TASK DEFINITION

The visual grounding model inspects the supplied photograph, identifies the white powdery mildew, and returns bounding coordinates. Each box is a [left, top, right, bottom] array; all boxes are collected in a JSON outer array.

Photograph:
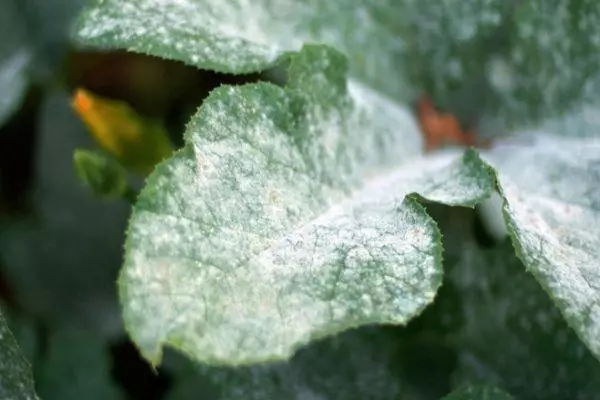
[[0, 314, 38, 400], [484, 133, 600, 359], [77, 0, 309, 70], [120, 50, 488, 362]]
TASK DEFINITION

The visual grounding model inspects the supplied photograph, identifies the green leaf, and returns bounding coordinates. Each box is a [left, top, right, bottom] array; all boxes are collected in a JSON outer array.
[[442, 384, 513, 400], [0, 312, 39, 400], [76, 0, 600, 371], [0, 0, 31, 127], [166, 327, 409, 400], [444, 241, 600, 398], [73, 149, 129, 200], [73, 0, 412, 102], [120, 45, 495, 365], [74, 0, 600, 127], [481, 134, 600, 362], [35, 328, 125, 400]]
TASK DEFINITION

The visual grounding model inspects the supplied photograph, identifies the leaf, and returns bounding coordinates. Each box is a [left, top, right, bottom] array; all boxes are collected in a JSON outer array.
[[71, 88, 174, 176], [0, 0, 32, 127], [75, 0, 600, 371], [444, 240, 600, 398], [0, 312, 39, 400], [73, 149, 129, 200], [166, 327, 410, 400], [34, 328, 126, 400], [120, 45, 495, 365], [74, 0, 600, 128], [0, 91, 128, 338], [442, 384, 513, 400], [480, 134, 600, 362], [73, 0, 412, 103]]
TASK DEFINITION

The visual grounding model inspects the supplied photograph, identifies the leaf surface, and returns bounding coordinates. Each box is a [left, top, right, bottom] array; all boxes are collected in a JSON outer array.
[[0, 312, 39, 400], [121, 45, 494, 365], [167, 327, 409, 400], [444, 241, 600, 398], [75, 0, 600, 127]]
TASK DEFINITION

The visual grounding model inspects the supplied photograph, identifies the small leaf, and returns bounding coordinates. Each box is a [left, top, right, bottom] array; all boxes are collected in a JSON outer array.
[[73, 149, 129, 200], [0, 312, 39, 400], [481, 133, 600, 362], [71, 88, 174, 176]]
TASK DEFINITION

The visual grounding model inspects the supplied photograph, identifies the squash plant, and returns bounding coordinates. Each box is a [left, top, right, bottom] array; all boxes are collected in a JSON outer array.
[[1, 0, 600, 398]]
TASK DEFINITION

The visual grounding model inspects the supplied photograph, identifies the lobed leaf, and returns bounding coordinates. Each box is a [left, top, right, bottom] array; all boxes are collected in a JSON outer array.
[[121, 45, 494, 365]]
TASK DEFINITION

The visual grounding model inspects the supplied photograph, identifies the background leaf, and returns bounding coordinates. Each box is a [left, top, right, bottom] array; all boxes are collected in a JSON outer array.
[[75, 0, 600, 131], [448, 241, 600, 398], [35, 328, 125, 400], [166, 327, 411, 400], [0, 0, 32, 127], [0, 91, 129, 337], [481, 133, 600, 362], [0, 312, 39, 400]]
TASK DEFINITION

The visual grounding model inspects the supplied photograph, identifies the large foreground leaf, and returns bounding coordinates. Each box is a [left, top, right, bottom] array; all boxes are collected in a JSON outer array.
[[0, 312, 39, 400], [121, 45, 494, 365], [121, 44, 600, 366]]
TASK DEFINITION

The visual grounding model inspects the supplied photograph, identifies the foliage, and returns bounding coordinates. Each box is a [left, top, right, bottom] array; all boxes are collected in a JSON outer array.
[[0, 0, 599, 399]]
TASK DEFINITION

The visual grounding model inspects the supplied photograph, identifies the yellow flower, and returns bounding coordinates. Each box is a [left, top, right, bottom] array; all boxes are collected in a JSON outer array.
[[71, 88, 174, 176]]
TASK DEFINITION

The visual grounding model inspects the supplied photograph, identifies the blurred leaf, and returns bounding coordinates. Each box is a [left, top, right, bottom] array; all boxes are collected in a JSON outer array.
[[167, 327, 416, 400], [35, 328, 125, 400], [0, 91, 129, 339], [17, 0, 90, 75], [442, 384, 513, 400], [0, 311, 39, 400], [73, 149, 129, 201], [442, 241, 600, 398], [0, 0, 32, 127], [72, 88, 174, 176]]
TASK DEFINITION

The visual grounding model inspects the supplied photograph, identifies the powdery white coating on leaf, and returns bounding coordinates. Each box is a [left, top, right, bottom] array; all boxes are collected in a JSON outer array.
[[0, 313, 39, 400], [74, 0, 409, 100], [120, 46, 495, 365], [482, 134, 600, 361]]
